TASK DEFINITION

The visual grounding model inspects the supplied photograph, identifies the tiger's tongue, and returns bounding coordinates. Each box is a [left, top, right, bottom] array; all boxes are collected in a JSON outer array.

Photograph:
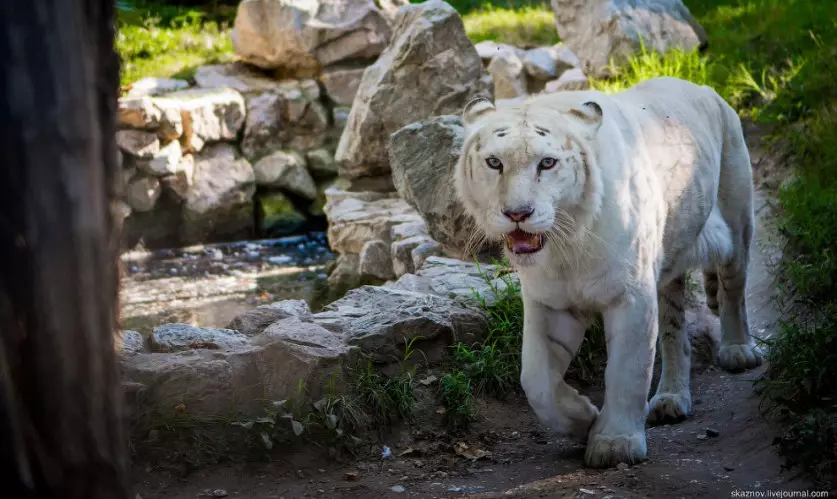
[[506, 229, 541, 253]]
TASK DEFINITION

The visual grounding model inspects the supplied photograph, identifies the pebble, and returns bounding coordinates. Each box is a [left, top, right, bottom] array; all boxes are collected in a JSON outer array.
[[616, 463, 629, 471], [697, 434, 708, 440], [705, 427, 720, 437], [344, 472, 359, 481], [212, 490, 228, 498], [391, 485, 406, 493]]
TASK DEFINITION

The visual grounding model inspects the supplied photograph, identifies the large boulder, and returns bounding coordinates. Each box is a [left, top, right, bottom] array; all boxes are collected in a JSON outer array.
[[237, 77, 330, 160], [154, 88, 246, 153], [320, 66, 367, 107], [122, 321, 356, 418], [231, 0, 407, 74], [335, 0, 493, 180], [389, 115, 482, 259], [550, 0, 707, 77], [315, 285, 487, 362], [253, 150, 318, 200], [486, 47, 528, 99], [227, 299, 313, 336], [151, 323, 251, 353], [182, 144, 256, 244], [323, 189, 422, 254]]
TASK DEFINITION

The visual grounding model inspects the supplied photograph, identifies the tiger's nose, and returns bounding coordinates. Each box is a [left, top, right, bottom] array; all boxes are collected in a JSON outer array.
[[503, 206, 534, 222]]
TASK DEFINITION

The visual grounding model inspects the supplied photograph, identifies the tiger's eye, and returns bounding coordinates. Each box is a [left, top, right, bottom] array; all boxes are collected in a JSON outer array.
[[486, 156, 503, 171], [539, 157, 556, 170]]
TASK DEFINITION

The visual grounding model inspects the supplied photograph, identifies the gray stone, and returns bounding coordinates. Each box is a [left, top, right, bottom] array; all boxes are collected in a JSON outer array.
[[324, 189, 422, 254], [118, 96, 162, 129], [474, 41, 523, 65], [321, 66, 367, 107], [326, 253, 362, 295], [127, 77, 190, 97], [391, 235, 432, 277], [116, 130, 160, 159], [305, 148, 338, 179], [125, 175, 162, 212], [195, 63, 300, 93], [136, 139, 182, 176], [522, 44, 579, 81], [387, 256, 515, 307], [239, 78, 329, 160], [544, 67, 589, 92], [231, 0, 406, 72], [487, 47, 528, 99], [227, 299, 313, 336], [151, 323, 251, 352], [335, 0, 493, 180], [119, 330, 146, 355], [253, 150, 317, 200], [155, 88, 246, 153], [182, 144, 256, 244], [359, 239, 395, 281], [411, 240, 441, 271], [159, 153, 195, 200], [390, 115, 481, 259], [550, 0, 707, 77], [319, 285, 487, 362]]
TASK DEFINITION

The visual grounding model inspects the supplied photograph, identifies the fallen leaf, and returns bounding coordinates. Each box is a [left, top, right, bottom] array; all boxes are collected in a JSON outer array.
[[399, 447, 421, 457], [436, 407, 447, 415], [419, 375, 438, 386], [291, 420, 304, 436], [174, 403, 186, 413], [454, 441, 492, 461]]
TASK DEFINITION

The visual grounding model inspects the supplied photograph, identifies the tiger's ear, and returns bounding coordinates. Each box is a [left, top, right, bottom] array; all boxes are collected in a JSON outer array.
[[568, 101, 603, 130], [463, 97, 495, 126]]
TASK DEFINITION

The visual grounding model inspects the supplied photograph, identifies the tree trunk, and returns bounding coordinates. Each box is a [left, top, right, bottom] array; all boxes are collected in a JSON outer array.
[[0, 0, 129, 498]]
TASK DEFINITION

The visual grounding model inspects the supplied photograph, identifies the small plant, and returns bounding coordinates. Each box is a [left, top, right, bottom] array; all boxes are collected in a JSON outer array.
[[438, 370, 476, 432]]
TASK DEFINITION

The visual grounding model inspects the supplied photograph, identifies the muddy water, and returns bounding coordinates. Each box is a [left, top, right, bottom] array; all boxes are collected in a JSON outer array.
[[119, 233, 335, 335]]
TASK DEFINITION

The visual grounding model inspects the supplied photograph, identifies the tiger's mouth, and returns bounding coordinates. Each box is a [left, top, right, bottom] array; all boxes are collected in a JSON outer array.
[[505, 229, 543, 254]]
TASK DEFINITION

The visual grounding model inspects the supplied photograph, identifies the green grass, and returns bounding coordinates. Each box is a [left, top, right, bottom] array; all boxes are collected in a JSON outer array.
[[117, 2, 234, 86], [463, 5, 558, 47]]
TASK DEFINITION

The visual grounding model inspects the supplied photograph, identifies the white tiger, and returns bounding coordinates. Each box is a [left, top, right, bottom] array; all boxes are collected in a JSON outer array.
[[454, 77, 763, 468]]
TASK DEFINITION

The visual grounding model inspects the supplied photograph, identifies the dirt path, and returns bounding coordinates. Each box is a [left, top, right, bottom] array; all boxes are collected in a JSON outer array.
[[131, 189, 826, 498]]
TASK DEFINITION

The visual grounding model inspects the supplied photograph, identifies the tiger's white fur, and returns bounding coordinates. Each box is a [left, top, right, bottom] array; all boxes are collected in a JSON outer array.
[[454, 77, 763, 468]]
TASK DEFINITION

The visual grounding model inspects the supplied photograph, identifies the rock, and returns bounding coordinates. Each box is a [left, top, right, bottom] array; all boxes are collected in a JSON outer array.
[[159, 153, 195, 200], [390, 115, 483, 259], [321, 67, 367, 107], [182, 144, 256, 244], [122, 330, 355, 418], [332, 106, 351, 131], [231, 0, 406, 73], [118, 96, 162, 129], [411, 240, 441, 271], [136, 139, 182, 176], [474, 41, 519, 65], [387, 256, 515, 307], [522, 44, 579, 81], [359, 239, 395, 281], [194, 63, 293, 93], [228, 300, 314, 336], [391, 235, 432, 277], [155, 88, 246, 153], [252, 316, 344, 351], [319, 285, 487, 362], [155, 103, 185, 141], [127, 77, 190, 97], [487, 47, 528, 99], [550, 0, 707, 77], [544, 67, 589, 92], [256, 191, 307, 237], [326, 253, 362, 295], [151, 323, 251, 352], [253, 150, 317, 199], [125, 175, 162, 212], [239, 80, 329, 159], [324, 190, 422, 254], [335, 0, 493, 179], [116, 130, 160, 159], [119, 330, 145, 355], [305, 148, 338, 179]]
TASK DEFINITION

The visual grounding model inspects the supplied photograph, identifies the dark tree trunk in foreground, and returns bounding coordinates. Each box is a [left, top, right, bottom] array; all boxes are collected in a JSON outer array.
[[0, 1, 129, 498]]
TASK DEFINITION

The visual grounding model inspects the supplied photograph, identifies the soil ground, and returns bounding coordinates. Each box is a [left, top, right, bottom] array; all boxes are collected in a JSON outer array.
[[130, 140, 832, 498]]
